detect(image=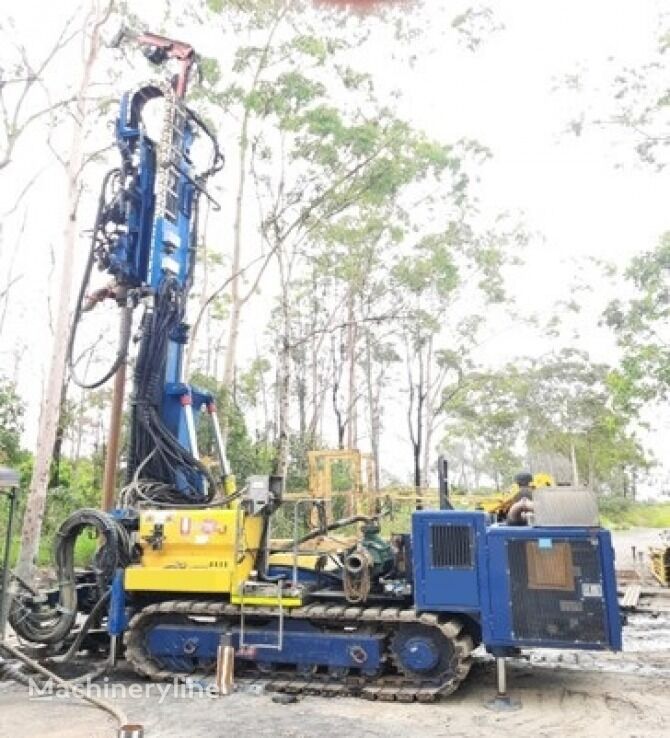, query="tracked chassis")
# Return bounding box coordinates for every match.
[125,600,476,702]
